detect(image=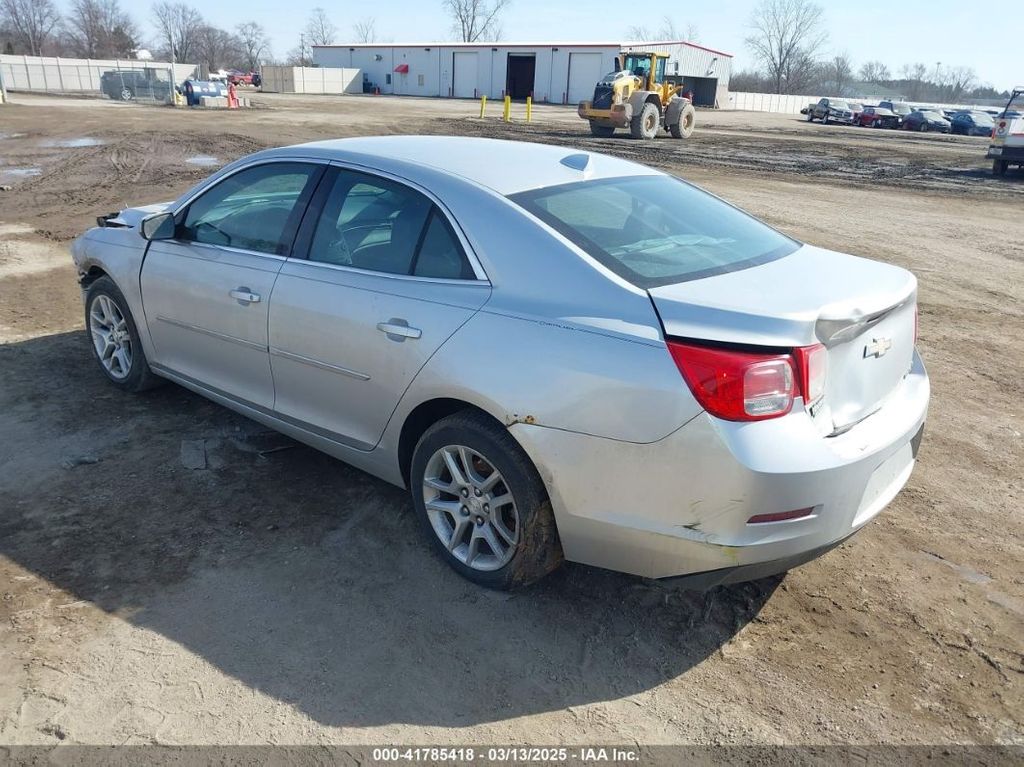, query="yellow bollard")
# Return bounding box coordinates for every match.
[526,96,532,122]
[503,95,511,122]
[479,95,487,118]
